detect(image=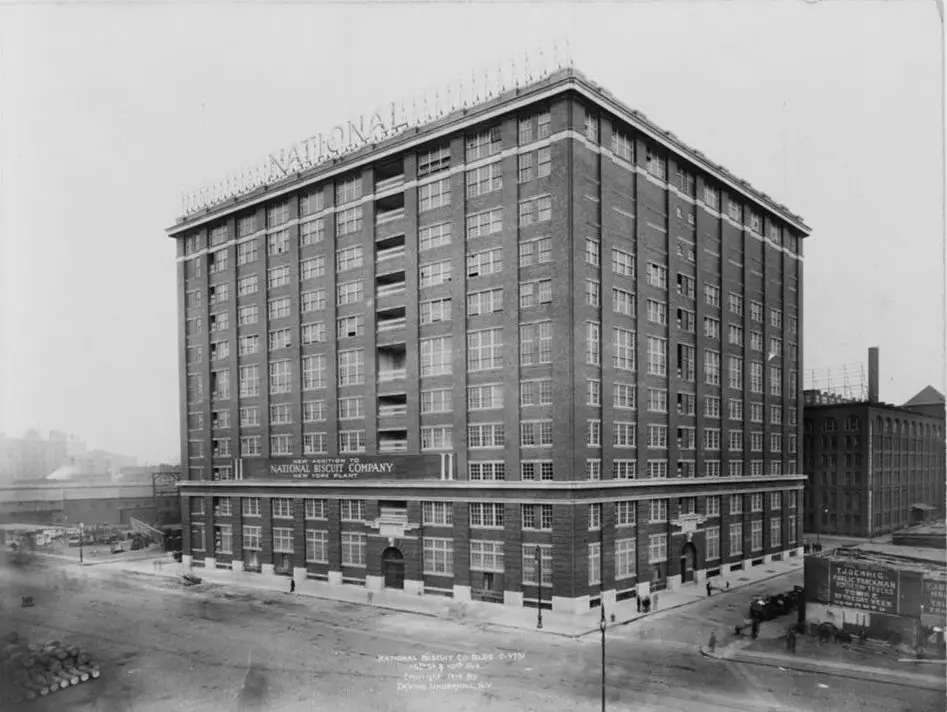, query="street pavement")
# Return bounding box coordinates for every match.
[0,554,943,712]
